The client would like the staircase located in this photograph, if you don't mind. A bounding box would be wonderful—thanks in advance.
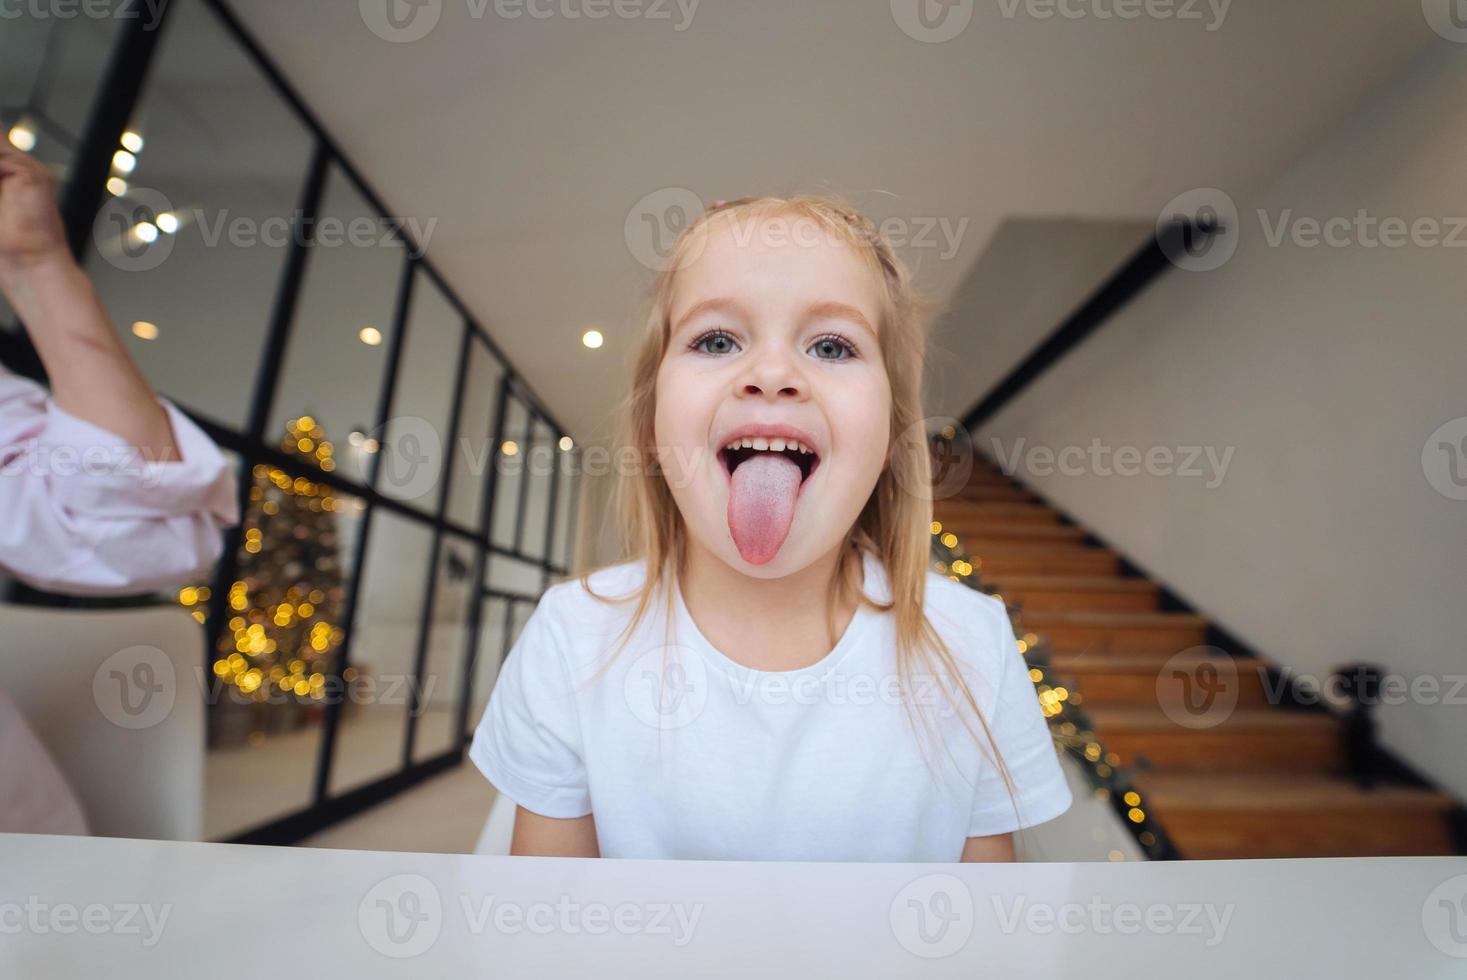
[935,456,1459,860]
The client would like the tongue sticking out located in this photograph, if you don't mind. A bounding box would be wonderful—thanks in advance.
[727,452,803,565]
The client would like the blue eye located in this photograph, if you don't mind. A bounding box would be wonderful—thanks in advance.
[691,330,740,355]
[808,334,856,360]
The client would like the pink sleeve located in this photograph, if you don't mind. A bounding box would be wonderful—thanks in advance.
[0,370,240,596]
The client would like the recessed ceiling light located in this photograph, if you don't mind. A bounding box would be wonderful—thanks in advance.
[359,326,383,346]
[581,329,603,349]
[131,321,159,340]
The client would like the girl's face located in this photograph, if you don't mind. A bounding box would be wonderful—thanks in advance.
[654,212,893,577]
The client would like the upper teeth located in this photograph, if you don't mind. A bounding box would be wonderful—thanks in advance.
[724,436,814,455]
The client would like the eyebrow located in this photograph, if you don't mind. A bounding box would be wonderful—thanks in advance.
[669,297,878,338]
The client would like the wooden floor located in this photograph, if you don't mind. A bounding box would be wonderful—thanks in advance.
[933,458,1457,860]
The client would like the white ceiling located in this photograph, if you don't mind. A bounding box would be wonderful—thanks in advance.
[35,2,1447,441]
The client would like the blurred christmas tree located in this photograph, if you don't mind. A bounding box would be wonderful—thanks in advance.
[181,416,356,747]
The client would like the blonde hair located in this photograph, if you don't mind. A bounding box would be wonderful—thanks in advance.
[577,193,1015,803]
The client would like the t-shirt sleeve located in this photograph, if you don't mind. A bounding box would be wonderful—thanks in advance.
[469,593,591,819]
[0,370,238,595]
[966,595,1073,837]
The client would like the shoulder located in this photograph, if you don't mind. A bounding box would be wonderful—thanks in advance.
[539,559,649,619]
[921,570,1016,672]
[532,559,654,655]
[923,569,1008,631]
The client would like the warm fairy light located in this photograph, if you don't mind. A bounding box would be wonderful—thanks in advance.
[1124,791,1141,807]
[558,436,573,451]
[131,321,159,340]
[121,130,144,153]
[112,149,137,174]
[581,329,604,349]
[359,326,383,346]
[930,521,941,534]
[134,221,159,244]
[501,440,519,456]
[8,123,37,152]
[106,177,128,196]
[362,437,379,454]
[156,211,179,234]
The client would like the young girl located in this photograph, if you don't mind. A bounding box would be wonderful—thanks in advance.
[471,195,1071,862]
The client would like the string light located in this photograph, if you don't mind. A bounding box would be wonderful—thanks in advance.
[929,517,1176,860]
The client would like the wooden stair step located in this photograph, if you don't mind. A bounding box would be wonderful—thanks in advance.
[940,524,1087,545]
[933,501,1063,525]
[950,484,1034,503]
[1021,610,1210,655]
[1084,705,1342,772]
[1129,772,1457,859]
[989,575,1160,613]
[971,545,1120,578]
[1047,652,1273,706]
[960,468,1021,487]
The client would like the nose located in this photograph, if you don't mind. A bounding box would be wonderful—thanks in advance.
[736,347,806,400]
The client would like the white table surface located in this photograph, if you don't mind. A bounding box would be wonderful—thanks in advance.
[1,833,1464,978]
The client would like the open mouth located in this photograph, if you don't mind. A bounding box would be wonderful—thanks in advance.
[718,438,821,487]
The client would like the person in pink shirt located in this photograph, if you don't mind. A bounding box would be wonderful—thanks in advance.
[0,141,238,595]
[0,139,239,837]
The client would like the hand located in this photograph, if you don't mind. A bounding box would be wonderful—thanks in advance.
[0,140,71,283]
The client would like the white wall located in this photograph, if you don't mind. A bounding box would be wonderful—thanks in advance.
[977,40,1467,801]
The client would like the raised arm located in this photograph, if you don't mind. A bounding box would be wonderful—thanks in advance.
[0,140,178,461]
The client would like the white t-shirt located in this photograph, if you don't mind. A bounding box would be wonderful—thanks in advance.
[470,548,1072,862]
